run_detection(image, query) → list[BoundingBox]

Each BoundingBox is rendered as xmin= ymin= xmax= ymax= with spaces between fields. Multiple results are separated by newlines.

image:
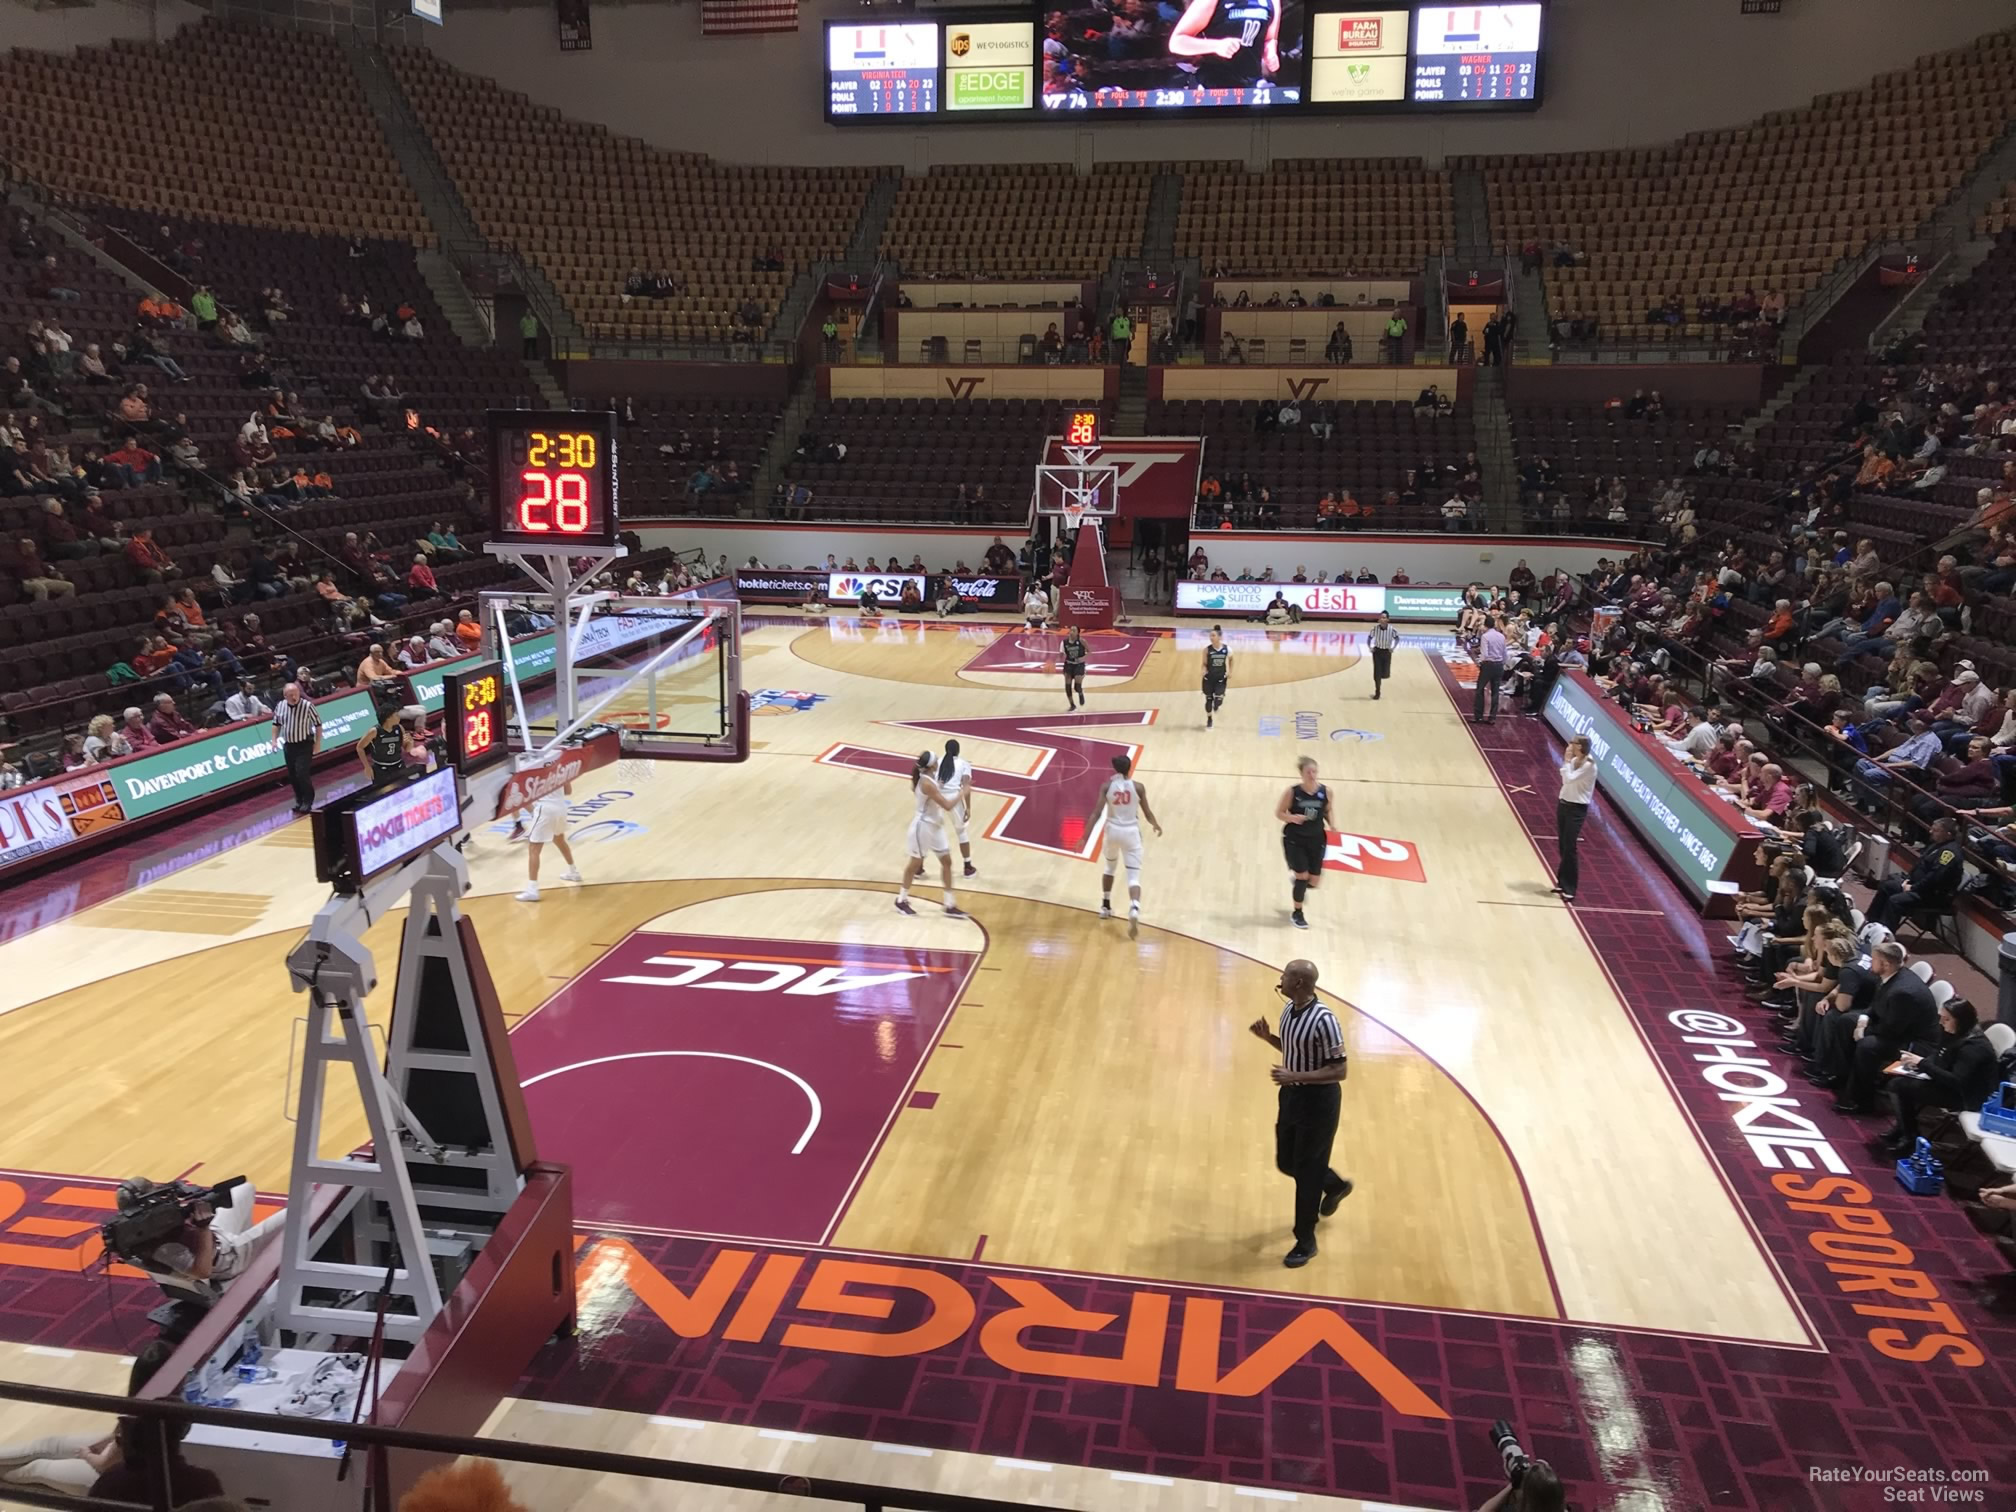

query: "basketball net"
xmin=1057 ymin=444 xmax=1101 ymax=536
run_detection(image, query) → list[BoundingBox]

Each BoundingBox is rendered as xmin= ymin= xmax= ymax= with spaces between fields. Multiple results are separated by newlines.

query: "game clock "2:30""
xmin=486 ymin=409 xmax=620 ymax=548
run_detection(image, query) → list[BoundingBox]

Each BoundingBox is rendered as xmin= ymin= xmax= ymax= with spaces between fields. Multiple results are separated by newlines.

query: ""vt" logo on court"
xmin=817 ymin=710 xmax=1157 ymax=858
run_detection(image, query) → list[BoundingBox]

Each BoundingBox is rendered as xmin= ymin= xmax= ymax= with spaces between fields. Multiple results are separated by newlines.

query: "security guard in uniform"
xmin=1864 ymin=816 xmax=1964 ymax=930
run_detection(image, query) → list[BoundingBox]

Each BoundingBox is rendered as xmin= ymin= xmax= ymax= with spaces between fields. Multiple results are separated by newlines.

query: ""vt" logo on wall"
xmin=817 ymin=710 xmax=1157 ymax=858
xmin=944 ymin=376 xmax=987 ymax=399
xmin=1286 ymin=377 xmax=1331 ymax=400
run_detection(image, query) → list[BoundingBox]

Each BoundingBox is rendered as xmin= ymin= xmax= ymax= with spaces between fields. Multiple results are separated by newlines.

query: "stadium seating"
xmin=1175 ymin=160 xmax=1454 ymax=277
xmin=1480 ymin=28 xmax=2016 ymax=340
xmin=1508 ymin=394 xmax=1756 ymax=532
xmin=880 ymin=165 xmax=1154 ymax=279
xmin=1149 ymin=395 xmax=1469 ymax=530
xmin=0 ymin=21 xmax=428 ymax=243
xmin=384 ymin=47 xmax=878 ymax=346
xmin=771 ymin=399 xmax=1080 ymax=526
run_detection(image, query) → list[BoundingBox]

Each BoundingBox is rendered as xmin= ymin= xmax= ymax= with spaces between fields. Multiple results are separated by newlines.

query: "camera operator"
xmin=113 ymin=1177 xmax=284 ymax=1308
xmin=1478 ymin=1420 xmax=1566 ymax=1512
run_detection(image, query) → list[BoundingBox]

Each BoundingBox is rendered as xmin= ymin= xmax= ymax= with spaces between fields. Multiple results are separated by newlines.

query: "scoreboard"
xmin=1410 ymin=4 xmax=1542 ymax=103
xmin=826 ymin=2 xmax=1546 ymax=122
xmin=827 ymin=22 xmax=939 ymax=116
xmin=487 ymin=409 xmax=618 ymax=549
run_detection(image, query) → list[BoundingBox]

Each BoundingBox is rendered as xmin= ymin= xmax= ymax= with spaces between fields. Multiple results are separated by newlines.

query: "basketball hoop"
xmin=1059 ymin=496 xmax=1090 ymax=533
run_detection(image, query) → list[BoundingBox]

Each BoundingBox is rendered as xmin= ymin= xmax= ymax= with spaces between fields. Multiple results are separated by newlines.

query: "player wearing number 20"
xmin=1168 ymin=0 xmax=1281 ymax=93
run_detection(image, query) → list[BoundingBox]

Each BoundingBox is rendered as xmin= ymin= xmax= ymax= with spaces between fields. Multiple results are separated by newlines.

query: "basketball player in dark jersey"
xmin=1201 ymin=625 xmax=1231 ymax=728
xmin=1168 ymin=0 xmax=1280 ymax=92
xmin=356 ymin=702 xmax=411 ymax=789
xmin=1275 ymin=755 xmax=1332 ymax=930
xmin=1061 ymin=624 xmax=1089 ymax=709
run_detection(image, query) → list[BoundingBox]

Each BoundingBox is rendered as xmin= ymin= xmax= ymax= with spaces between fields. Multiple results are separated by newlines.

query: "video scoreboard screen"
xmin=826 ymin=2 xmax=1545 ymax=122
xmin=1410 ymin=4 xmax=1542 ymax=103
xmin=827 ymin=22 xmax=939 ymax=116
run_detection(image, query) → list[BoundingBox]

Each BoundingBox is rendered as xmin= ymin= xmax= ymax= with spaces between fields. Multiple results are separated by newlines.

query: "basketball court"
xmin=13 ymin=601 xmax=1989 ymax=1510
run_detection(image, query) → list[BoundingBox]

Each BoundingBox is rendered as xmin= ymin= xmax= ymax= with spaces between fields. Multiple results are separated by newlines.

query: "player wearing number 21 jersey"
xmin=1089 ymin=754 xmax=1162 ymax=938
xmin=1169 ymin=0 xmax=1281 ymax=92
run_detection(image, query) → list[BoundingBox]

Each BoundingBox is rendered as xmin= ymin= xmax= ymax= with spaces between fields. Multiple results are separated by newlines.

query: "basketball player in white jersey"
xmin=515 ymin=776 xmax=583 ymax=902
xmin=897 ymin=751 xmax=967 ymax=917
xmin=936 ymin=739 xmax=977 ymax=877
xmin=1089 ymin=754 xmax=1162 ymax=937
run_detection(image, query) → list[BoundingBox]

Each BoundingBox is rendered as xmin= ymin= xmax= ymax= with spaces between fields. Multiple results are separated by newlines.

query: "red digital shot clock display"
xmin=442 ymin=662 xmax=510 ymax=774
xmin=1065 ymin=409 xmax=1101 ymax=447
xmin=487 ymin=409 xmax=619 ymax=548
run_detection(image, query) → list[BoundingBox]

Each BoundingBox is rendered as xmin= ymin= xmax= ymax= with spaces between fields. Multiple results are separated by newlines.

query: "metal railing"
xmin=0 ymin=1377 xmax=1070 ymax=1512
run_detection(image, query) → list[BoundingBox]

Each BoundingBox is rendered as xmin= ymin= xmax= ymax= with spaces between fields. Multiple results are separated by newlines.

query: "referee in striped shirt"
xmin=1248 ymin=958 xmax=1352 ymax=1268
xmin=1366 ymin=612 xmax=1399 ymax=699
xmin=272 ymin=682 xmax=322 ymax=814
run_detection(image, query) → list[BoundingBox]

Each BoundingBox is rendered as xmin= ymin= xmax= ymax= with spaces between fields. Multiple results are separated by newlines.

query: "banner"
xmin=1038 ymin=436 xmax=1202 ymax=521
xmin=494 ymin=730 xmax=623 ymax=821
xmin=1171 ymin=580 xmax=1463 ymax=621
xmin=1541 ymin=673 xmax=1760 ymax=905
xmin=735 ymin=570 xmax=1021 ymax=608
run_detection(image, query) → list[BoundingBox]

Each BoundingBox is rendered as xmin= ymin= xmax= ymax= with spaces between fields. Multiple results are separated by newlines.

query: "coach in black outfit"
xmin=1808 ymin=940 xmax=1938 ymax=1114
xmin=1877 ymin=999 xmax=2000 ymax=1156
xmin=1248 ymin=958 xmax=1352 ymax=1268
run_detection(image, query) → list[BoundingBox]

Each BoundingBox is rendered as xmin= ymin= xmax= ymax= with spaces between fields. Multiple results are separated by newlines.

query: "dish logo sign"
xmin=1323 ymin=830 xmax=1425 ymax=882
xmin=1302 ymin=584 xmax=1372 ymax=614
xmin=1339 ymin=16 xmax=1388 ymax=49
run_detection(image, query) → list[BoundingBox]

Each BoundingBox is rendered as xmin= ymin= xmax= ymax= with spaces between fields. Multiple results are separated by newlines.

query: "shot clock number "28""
xmin=518 ymin=430 xmax=598 ymax=534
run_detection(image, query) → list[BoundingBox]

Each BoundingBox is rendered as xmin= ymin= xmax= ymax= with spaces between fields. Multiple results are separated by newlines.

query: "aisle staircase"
xmin=1112 ymin=365 xmax=1149 ymax=436
xmin=1471 ymin=367 xmax=1521 ymax=531
xmin=750 ymin=368 xmax=821 ymax=518
xmin=345 ymin=36 xmax=587 ymax=358
xmin=843 ymin=173 xmax=901 ymax=274
xmin=1142 ymin=172 xmax=1181 ymax=264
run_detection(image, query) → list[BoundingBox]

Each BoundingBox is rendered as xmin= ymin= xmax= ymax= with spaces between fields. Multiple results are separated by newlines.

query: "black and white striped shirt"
xmin=1368 ymin=623 xmax=1400 ymax=651
xmin=272 ymin=699 xmax=322 ymax=744
xmin=1278 ymin=996 xmax=1345 ymax=1074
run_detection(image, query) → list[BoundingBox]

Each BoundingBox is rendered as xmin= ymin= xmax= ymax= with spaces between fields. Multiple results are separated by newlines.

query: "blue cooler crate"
xmin=1982 ymin=1085 xmax=2016 ymax=1139
xmin=1895 ymin=1137 xmax=1944 ymax=1197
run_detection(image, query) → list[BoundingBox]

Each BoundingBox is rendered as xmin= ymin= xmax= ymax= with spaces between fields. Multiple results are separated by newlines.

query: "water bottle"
xmin=236 ymin=1334 xmax=277 ymax=1385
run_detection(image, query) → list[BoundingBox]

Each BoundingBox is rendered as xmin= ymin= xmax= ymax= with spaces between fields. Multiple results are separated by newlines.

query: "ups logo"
xmin=949 ymin=31 xmax=971 ymax=56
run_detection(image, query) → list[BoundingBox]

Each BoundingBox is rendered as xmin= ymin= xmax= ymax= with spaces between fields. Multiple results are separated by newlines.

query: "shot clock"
xmin=442 ymin=662 xmax=510 ymax=774
xmin=1064 ymin=409 xmax=1101 ymax=447
xmin=486 ymin=409 xmax=619 ymax=548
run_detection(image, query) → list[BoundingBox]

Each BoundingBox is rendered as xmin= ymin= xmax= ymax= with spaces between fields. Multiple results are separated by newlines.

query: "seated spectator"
xmin=454 ymin=610 xmax=484 ymax=650
xmin=407 ymin=555 xmax=441 ymax=598
xmin=396 ymin=635 xmax=432 ymax=671
xmin=124 ymin=528 xmax=176 ymax=584
xmin=8 ymin=537 xmax=72 ymax=600
xmin=355 ymin=644 xmax=400 ymax=687
xmin=146 ymin=693 xmax=197 ymax=745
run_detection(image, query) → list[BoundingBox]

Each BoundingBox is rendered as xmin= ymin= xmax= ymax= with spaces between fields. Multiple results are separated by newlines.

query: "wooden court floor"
xmin=0 ymin=614 xmax=1815 ymax=1508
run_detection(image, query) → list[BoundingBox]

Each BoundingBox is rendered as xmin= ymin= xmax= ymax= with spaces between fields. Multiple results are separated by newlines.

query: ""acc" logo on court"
xmin=1323 ymin=831 xmax=1426 ymax=883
